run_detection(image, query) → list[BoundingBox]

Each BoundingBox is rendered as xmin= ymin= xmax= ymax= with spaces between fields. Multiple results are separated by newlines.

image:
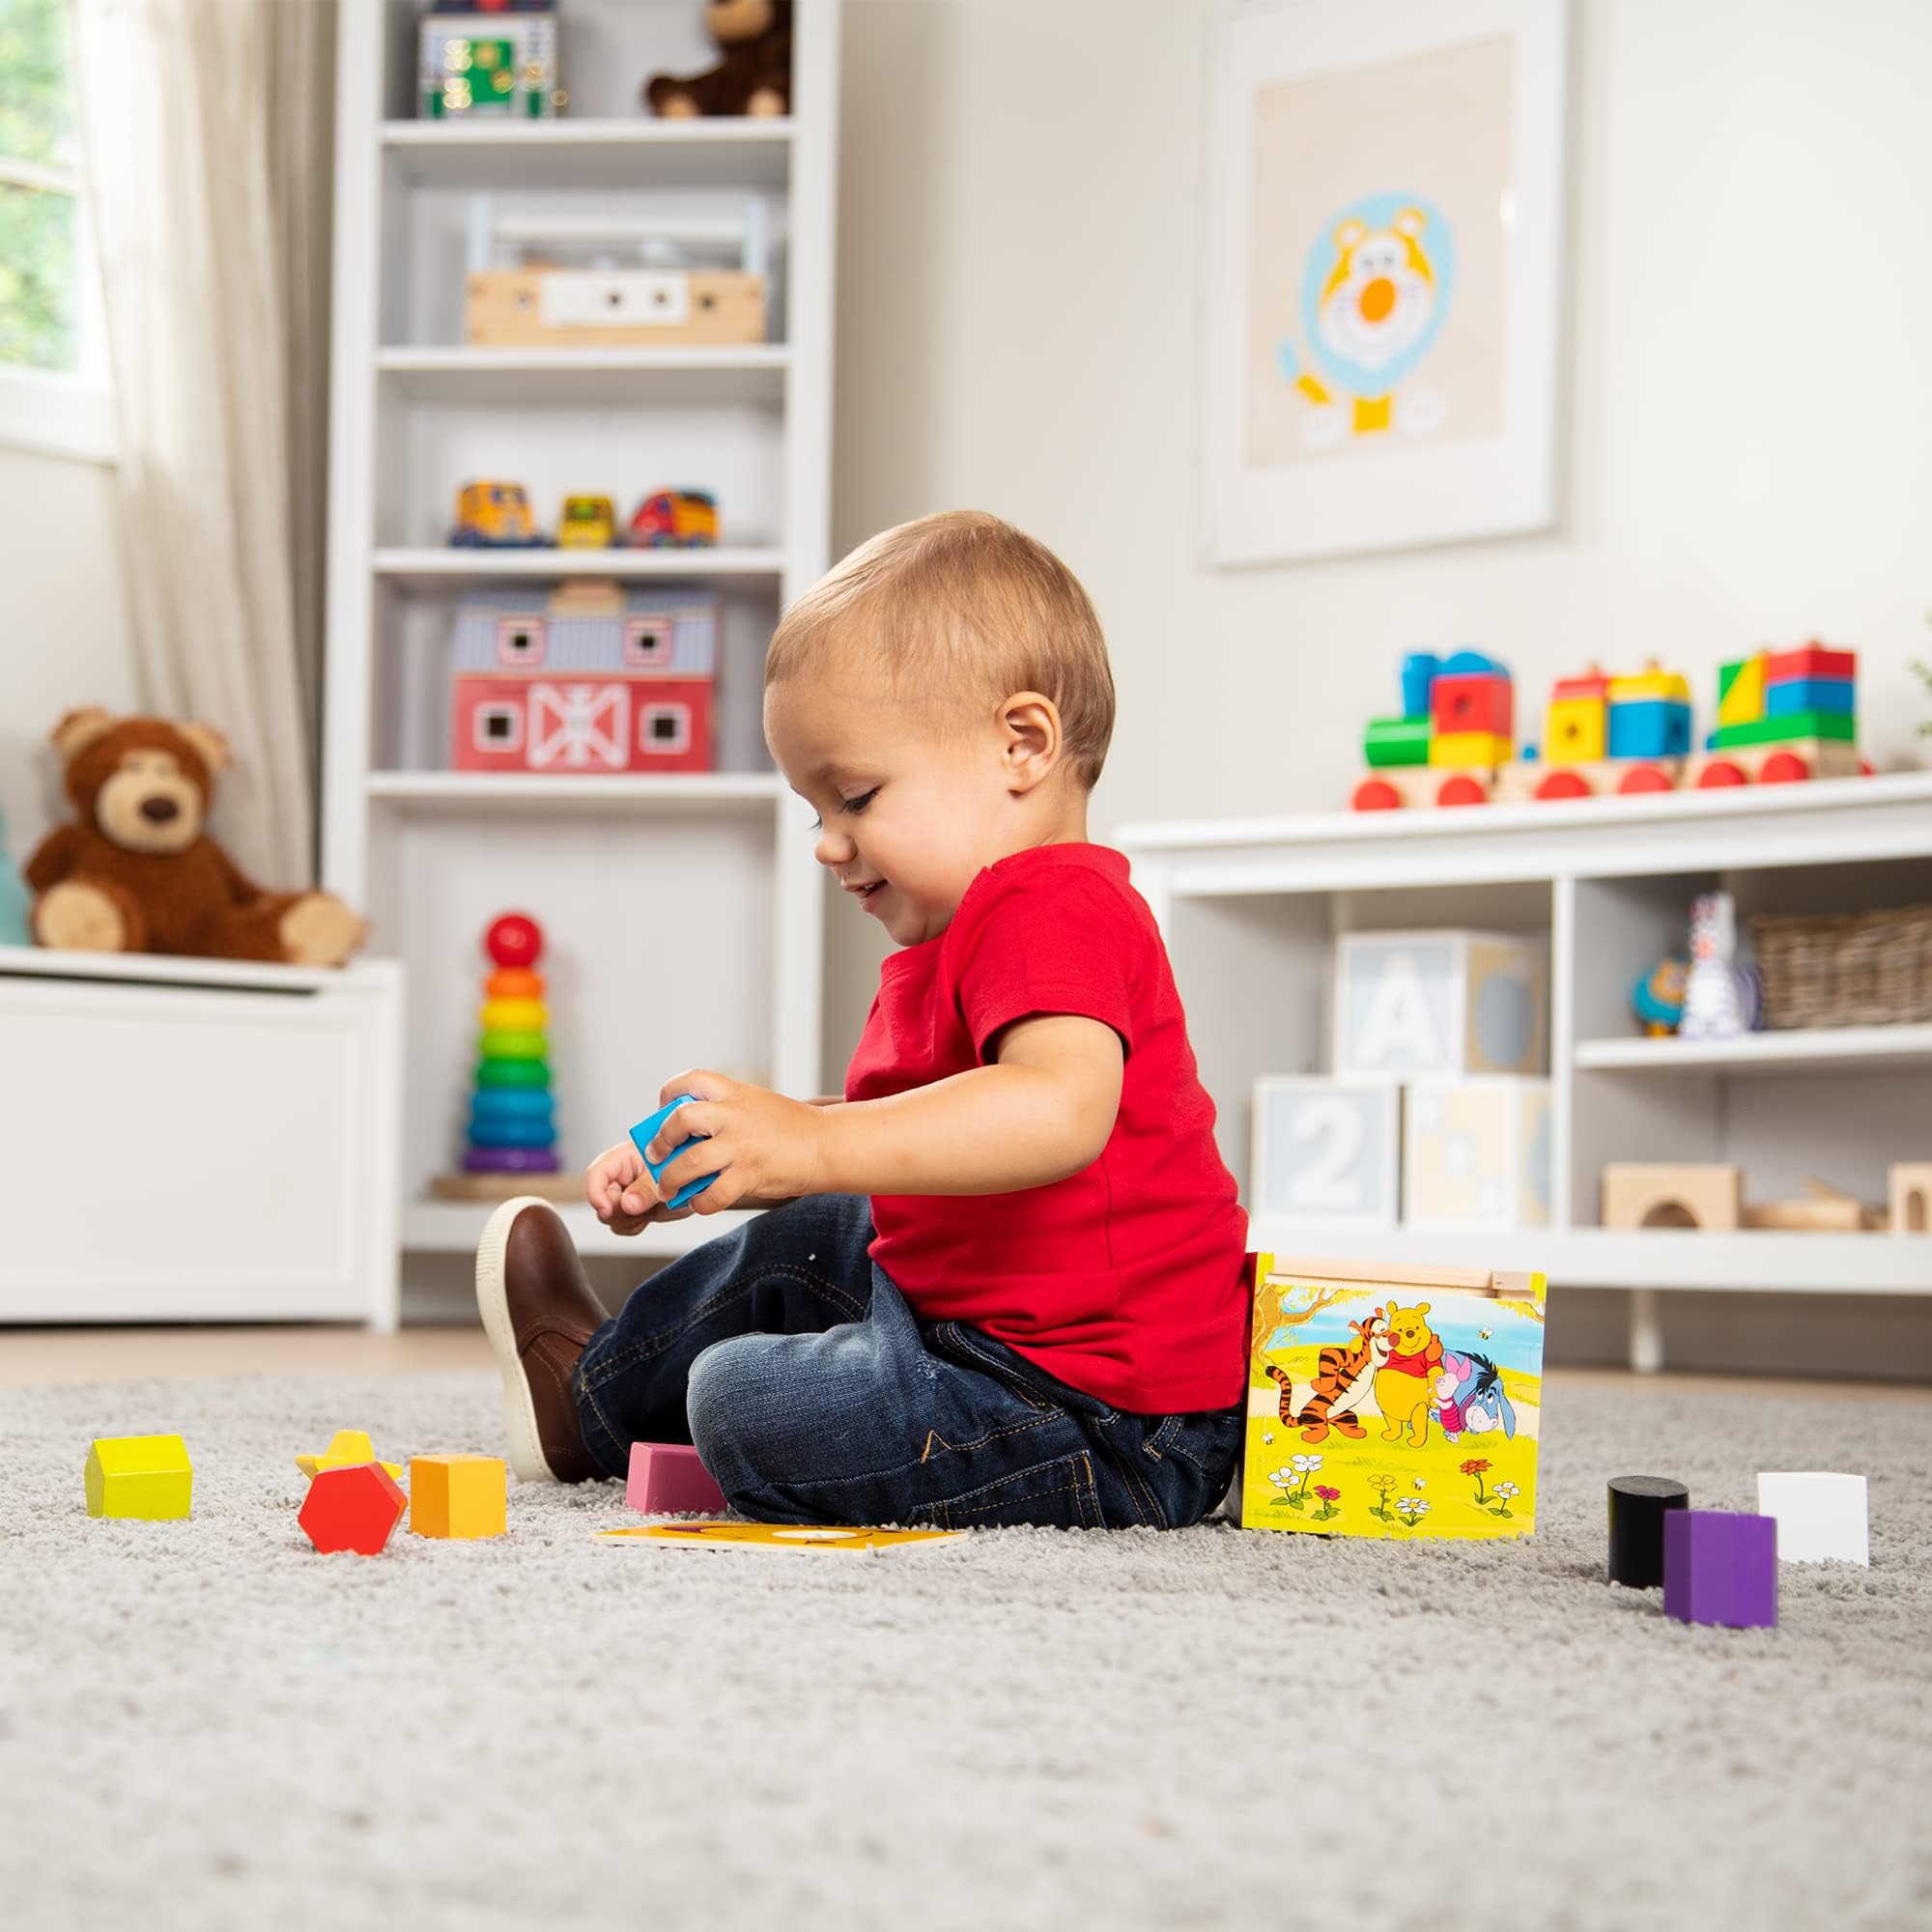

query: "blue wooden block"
xmin=629 ymin=1095 xmax=716 ymax=1210
xmin=1765 ymin=676 xmax=1854 ymax=718
xmin=1607 ymin=698 xmax=1691 ymax=759
xmin=1401 ymin=652 xmax=1440 ymax=721
xmin=1440 ymin=647 xmax=1504 ymax=677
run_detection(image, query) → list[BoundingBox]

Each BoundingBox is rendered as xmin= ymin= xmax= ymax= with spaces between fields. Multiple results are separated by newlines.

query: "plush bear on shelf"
xmin=644 ymin=0 xmax=792 ymax=118
xmin=23 ymin=708 xmax=366 ymax=966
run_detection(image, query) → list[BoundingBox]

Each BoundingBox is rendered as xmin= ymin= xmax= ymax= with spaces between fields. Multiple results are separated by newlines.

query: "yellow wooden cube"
xmin=410 ymin=1454 xmax=507 ymax=1540
xmin=85 ymin=1434 xmax=193 ymax=1520
xmin=1544 ymin=696 xmax=1606 ymax=763
xmin=1428 ymin=729 xmax=1512 ymax=769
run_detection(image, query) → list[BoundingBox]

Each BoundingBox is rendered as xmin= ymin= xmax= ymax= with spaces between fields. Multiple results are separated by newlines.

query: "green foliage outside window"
xmin=0 ymin=0 xmax=80 ymax=372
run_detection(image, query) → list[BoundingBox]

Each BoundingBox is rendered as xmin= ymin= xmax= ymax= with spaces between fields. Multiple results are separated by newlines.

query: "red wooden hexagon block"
xmin=298 ymin=1462 xmax=408 ymax=1556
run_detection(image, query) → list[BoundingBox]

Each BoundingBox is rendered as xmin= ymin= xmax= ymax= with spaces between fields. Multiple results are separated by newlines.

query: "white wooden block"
xmin=1404 ymin=1077 xmax=1552 ymax=1231
xmin=1251 ymin=1076 xmax=1400 ymax=1228
xmin=1755 ymin=1471 xmax=1869 ymax=1566
xmin=1334 ymin=929 xmax=1548 ymax=1081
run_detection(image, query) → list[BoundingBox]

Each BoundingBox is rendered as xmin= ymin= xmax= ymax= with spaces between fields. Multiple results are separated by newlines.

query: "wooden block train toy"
xmin=1351 ymin=643 xmax=1868 ymax=811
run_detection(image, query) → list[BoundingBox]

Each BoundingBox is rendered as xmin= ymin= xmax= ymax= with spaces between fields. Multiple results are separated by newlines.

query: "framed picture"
xmin=1201 ymin=0 xmax=1570 ymax=565
xmin=1251 ymin=1075 xmax=1402 ymax=1229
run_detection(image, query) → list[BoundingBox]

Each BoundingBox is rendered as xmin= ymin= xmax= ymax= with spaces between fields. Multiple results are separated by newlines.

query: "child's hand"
xmin=585 ymin=1141 xmax=688 ymax=1236
xmin=642 ymin=1069 xmax=827 ymax=1212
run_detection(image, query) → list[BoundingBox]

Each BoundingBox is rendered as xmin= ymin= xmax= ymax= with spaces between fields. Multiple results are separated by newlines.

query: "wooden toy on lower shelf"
xmin=295 ymin=1429 xmax=404 ymax=1482
xmin=85 ymin=1434 xmax=193 ymax=1520
xmin=1890 ymin=1163 xmax=1932 ymax=1234
xmin=1605 ymin=1474 xmax=1690 ymax=1588
xmin=410 ymin=1454 xmax=508 ymax=1540
xmin=298 ymin=1463 xmax=409 ymax=1557
xmin=1754 ymin=1471 xmax=1868 ymax=1566
xmin=1249 ymin=1076 xmax=1401 ymax=1229
xmin=1663 ymin=1510 xmax=1778 ymax=1629
xmin=1404 ymin=1078 xmax=1552 ymax=1231
xmin=1601 ymin=1163 xmax=1742 ymax=1231
xmin=626 ymin=1442 xmax=728 ymax=1516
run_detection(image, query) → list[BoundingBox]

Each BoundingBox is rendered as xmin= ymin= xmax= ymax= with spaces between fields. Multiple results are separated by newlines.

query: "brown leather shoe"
xmin=475 ymin=1198 xmax=608 ymax=1483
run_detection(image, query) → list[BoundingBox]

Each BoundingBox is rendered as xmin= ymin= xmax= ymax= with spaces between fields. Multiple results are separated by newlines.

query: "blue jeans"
xmin=573 ymin=1193 xmax=1242 ymax=1530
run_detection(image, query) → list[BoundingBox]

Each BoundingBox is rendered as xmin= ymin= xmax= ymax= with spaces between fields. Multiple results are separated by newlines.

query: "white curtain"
xmin=71 ymin=0 xmax=336 ymax=886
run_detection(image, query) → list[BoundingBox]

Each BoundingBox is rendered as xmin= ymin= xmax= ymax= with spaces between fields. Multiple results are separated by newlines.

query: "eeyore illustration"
xmin=1432 ymin=1350 xmax=1516 ymax=1442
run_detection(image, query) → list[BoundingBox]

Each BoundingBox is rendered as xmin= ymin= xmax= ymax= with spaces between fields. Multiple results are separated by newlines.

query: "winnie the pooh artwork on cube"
xmin=1239 ymin=1255 xmax=1546 ymax=1539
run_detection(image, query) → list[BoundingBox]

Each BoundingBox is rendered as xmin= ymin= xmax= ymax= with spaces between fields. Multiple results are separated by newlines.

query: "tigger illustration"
xmin=1265 ymin=1308 xmax=1387 ymax=1445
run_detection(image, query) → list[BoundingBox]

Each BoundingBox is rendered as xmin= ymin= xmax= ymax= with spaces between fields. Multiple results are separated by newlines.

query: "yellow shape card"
xmin=598 ymin=1522 xmax=963 ymax=1554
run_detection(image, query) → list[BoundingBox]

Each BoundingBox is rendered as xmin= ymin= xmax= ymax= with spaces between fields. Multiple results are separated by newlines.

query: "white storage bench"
xmin=0 ymin=946 xmax=404 ymax=1328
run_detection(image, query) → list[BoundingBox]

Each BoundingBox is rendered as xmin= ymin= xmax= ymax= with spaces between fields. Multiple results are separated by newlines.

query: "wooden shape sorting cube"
xmin=1334 ymin=930 xmax=1548 ymax=1080
xmin=299 ymin=1463 xmax=409 ymax=1556
xmin=626 ymin=1442 xmax=729 ymax=1516
xmin=1606 ymin=1474 xmax=1689 ymax=1587
xmin=1755 ymin=1472 xmax=1868 ymax=1566
xmin=296 ymin=1429 xmax=404 ymax=1482
xmin=410 ymin=1455 xmax=507 ymax=1540
xmin=1601 ymin=1162 xmax=1741 ymax=1231
xmin=85 ymin=1434 xmax=192 ymax=1520
xmin=1403 ymin=1077 xmax=1551 ymax=1231
xmin=1890 ymin=1163 xmax=1932 ymax=1235
xmin=1250 ymin=1076 xmax=1401 ymax=1229
xmin=1663 ymin=1510 xmax=1777 ymax=1629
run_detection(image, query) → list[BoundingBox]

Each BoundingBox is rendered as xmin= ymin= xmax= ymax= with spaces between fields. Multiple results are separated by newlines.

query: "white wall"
xmin=0 ymin=444 xmax=137 ymax=872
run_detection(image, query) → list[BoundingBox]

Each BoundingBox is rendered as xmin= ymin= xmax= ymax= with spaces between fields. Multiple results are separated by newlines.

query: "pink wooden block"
xmin=626 ymin=1441 xmax=727 ymax=1516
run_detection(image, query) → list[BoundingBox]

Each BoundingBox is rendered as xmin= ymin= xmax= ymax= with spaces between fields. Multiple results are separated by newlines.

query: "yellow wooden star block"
xmin=296 ymin=1430 xmax=404 ymax=1482
xmin=1428 ymin=729 xmax=1512 ymax=769
xmin=410 ymin=1454 xmax=507 ymax=1540
xmin=86 ymin=1434 xmax=192 ymax=1520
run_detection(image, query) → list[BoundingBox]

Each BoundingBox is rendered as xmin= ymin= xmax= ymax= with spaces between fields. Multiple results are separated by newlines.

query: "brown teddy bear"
xmin=23 ymin=708 xmax=366 ymax=967
xmin=644 ymin=0 xmax=792 ymax=118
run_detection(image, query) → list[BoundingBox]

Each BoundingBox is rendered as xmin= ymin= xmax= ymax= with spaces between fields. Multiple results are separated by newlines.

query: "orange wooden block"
xmin=410 ymin=1454 xmax=507 ymax=1540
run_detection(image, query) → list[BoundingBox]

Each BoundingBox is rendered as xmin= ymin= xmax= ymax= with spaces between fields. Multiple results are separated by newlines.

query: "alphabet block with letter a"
xmin=1334 ymin=930 xmax=1548 ymax=1081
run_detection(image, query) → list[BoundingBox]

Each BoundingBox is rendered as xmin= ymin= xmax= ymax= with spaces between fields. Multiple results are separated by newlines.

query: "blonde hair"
xmin=765 ymin=510 xmax=1116 ymax=789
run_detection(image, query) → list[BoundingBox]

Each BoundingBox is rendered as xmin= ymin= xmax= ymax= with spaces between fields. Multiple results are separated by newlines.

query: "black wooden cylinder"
xmin=1606 ymin=1474 xmax=1690 ymax=1587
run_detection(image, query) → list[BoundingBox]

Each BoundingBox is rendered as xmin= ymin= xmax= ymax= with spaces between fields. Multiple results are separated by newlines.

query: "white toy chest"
xmin=0 ymin=947 xmax=404 ymax=1327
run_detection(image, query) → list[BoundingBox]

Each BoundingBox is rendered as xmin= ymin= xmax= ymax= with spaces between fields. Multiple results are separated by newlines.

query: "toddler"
xmin=475 ymin=511 xmax=1249 ymax=1530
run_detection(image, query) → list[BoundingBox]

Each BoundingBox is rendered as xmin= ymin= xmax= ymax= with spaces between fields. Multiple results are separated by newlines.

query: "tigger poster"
xmin=1239 ymin=1256 xmax=1546 ymax=1540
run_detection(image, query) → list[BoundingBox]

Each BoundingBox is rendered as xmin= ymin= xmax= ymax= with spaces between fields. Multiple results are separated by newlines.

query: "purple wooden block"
xmin=626 ymin=1441 xmax=727 ymax=1517
xmin=1663 ymin=1510 xmax=1777 ymax=1629
xmin=464 ymin=1146 xmax=560 ymax=1174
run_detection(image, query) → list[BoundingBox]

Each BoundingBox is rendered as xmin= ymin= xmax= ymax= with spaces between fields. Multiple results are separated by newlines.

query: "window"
xmin=474 ymin=703 xmax=523 ymax=753
xmin=0 ymin=0 xmax=113 ymax=462
xmin=639 ymin=703 xmax=690 ymax=755
xmin=623 ymin=614 xmax=674 ymax=668
xmin=496 ymin=614 xmax=547 ymax=667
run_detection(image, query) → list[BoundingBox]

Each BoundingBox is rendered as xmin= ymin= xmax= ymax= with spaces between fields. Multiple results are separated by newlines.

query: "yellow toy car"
xmin=450 ymin=480 xmax=549 ymax=548
xmin=557 ymin=495 xmax=617 ymax=549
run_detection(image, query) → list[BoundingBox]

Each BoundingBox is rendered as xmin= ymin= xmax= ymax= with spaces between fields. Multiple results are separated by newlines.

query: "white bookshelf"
xmin=323 ymin=1 xmax=839 ymax=1270
xmin=1117 ymin=773 xmax=1932 ymax=1368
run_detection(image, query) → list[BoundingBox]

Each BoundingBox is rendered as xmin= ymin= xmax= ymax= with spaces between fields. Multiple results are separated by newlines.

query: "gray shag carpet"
xmin=3 ymin=1371 xmax=1929 ymax=1932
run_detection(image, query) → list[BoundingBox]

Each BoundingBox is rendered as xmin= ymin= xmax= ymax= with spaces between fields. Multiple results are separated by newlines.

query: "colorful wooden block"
xmin=1606 ymin=698 xmax=1692 ymax=759
xmin=626 ymin=1441 xmax=729 ymax=1516
xmin=299 ymin=1463 xmax=409 ymax=1556
xmin=1431 ymin=672 xmax=1514 ymax=740
xmin=1600 ymin=1162 xmax=1741 ymax=1231
xmin=1765 ymin=676 xmax=1855 ymax=717
xmin=409 ymin=1454 xmax=508 ymax=1540
xmin=1428 ymin=729 xmax=1512 ymax=769
xmin=1663 ymin=1510 xmax=1777 ymax=1629
xmin=1766 ymin=643 xmax=1855 ymax=685
xmin=1335 ymin=930 xmax=1548 ymax=1080
xmin=1754 ymin=1471 xmax=1868 ymax=1566
xmin=1712 ymin=709 xmax=1855 ymax=748
xmin=1607 ymin=668 xmax=1692 ymax=705
xmin=1251 ymin=1076 xmax=1401 ymax=1229
xmin=296 ymin=1429 xmax=404 ymax=1482
xmin=1364 ymin=717 xmax=1434 ymax=767
xmin=1890 ymin=1163 xmax=1932 ymax=1235
xmin=85 ymin=1434 xmax=192 ymax=1520
xmin=1403 ymin=1077 xmax=1551 ymax=1230
xmin=1400 ymin=652 xmax=1440 ymax=721
xmin=630 ymin=1095 xmax=718 ymax=1210
xmin=1606 ymin=1474 xmax=1690 ymax=1588
xmin=1716 ymin=653 xmax=1767 ymax=727
xmin=1544 ymin=695 xmax=1606 ymax=764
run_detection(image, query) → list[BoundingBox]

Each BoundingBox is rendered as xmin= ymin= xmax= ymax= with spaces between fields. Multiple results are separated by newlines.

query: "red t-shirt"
xmin=842 ymin=842 xmax=1249 ymax=1415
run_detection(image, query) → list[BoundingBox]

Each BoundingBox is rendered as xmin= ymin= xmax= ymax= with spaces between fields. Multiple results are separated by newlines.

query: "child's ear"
xmin=999 ymin=691 xmax=1063 ymax=793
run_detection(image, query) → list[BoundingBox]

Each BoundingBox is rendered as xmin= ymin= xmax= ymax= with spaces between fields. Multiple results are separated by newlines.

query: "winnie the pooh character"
xmin=24 ymin=708 xmax=365 ymax=965
xmin=1374 ymin=1301 xmax=1443 ymax=1448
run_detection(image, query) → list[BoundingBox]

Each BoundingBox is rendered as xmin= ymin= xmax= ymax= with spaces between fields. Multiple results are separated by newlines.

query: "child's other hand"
xmin=585 ymin=1141 xmax=686 ymax=1236
xmin=643 ymin=1069 xmax=826 ymax=1212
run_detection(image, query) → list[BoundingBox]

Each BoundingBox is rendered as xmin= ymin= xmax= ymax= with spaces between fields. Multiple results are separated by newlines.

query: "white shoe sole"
xmin=475 ymin=1195 xmax=560 ymax=1485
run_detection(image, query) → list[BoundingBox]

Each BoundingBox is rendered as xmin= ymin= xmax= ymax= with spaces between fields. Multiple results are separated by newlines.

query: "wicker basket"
xmin=1747 ymin=904 xmax=1932 ymax=1029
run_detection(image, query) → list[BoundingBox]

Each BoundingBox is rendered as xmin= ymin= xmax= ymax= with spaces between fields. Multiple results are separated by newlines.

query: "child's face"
xmin=765 ymin=655 xmax=1034 ymax=948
